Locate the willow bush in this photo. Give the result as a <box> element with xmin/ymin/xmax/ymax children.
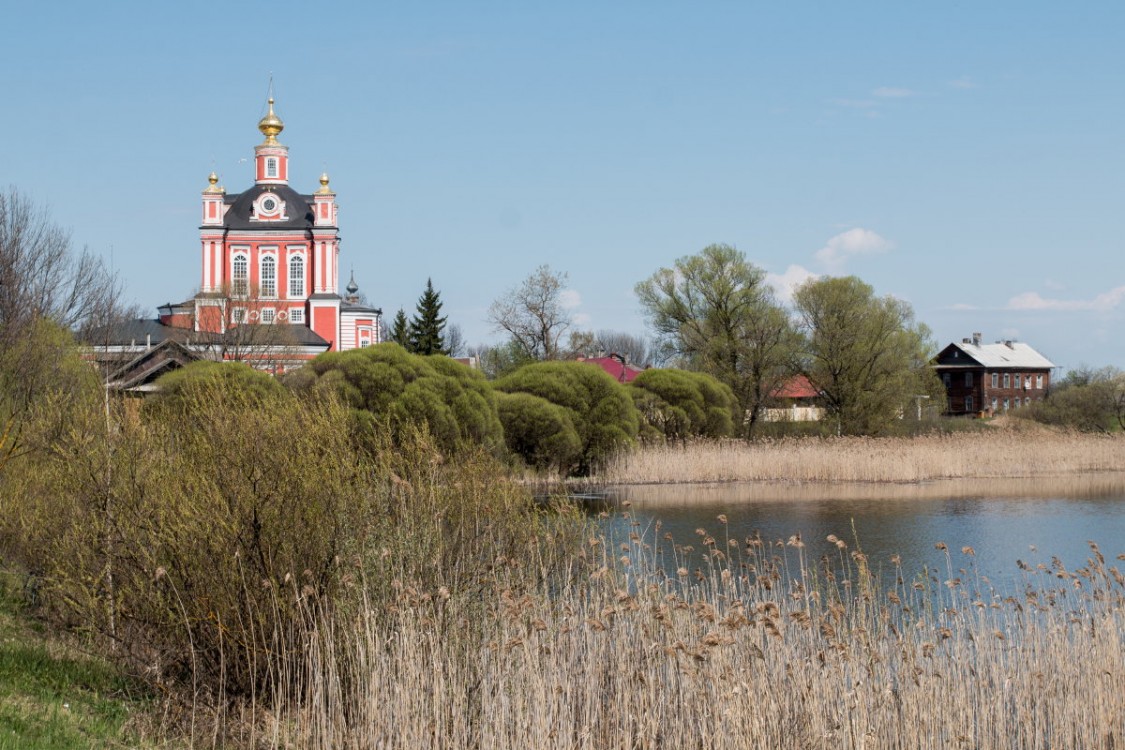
<box><xmin>0</xmin><ymin>362</ymin><xmax>583</xmax><ymax>700</ymax></box>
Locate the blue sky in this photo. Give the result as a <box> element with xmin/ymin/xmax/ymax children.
<box><xmin>3</xmin><ymin>2</ymin><xmax>1123</xmax><ymax>369</ymax></box>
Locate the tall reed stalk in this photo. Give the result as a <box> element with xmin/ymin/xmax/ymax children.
<box><xmin>256</xmin><ymin>518</ymin><xmax>1125</xmax><ymax>749</ymax></box>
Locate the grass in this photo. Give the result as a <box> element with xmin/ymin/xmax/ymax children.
<box><xmin>596</xmin><ymin>426</ymin><xmax>1125</xmax><ymax>485</ymax></box>
<box><xmin>0</xmin><ymin>569</ymin><xmax>169</xmax><ymax>750</ymax></box>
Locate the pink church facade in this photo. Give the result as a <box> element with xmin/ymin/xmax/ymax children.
<box><xmin>89</xmin><ymin>97</ymin><xmax>382</xmax><ymax>385</ymax></box>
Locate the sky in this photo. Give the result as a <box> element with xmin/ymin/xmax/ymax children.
<box><xmin>2</xmin><ymin>2</ymin><xmax>1123</xmax><ymax>370</ymax></box>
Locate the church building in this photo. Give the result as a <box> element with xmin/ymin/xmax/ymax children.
<box><xmin>88</xmin><ymin>97</ymin><xmax>382</xmax><ymax>388</ymax></box>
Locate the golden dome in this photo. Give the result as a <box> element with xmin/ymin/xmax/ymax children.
<box><xmin>258</xmin><ymin>97</ymin><xmax>285</xmax><ymax>144</ymax></box>
<box><xmin>204</xmin><ymin>171</ymin><xmax>225</xmax><ymax>194</ymax></box>
<box><xmin>316</xmin><ymin>172</ymin><xmax>333</xmax><ymax>194</ymax></box>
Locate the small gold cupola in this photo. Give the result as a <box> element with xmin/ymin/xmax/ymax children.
<box><xmin>316</xmin><ymin>172</ymin><xmax>334</xmax><ymax>194</ymax></box>
<box><xmin>203</xmin><ymin>171</ymin><xmax>225</xmax><ymax>194</ymax></box>
<box><xmin>258</xmin><ymin>97</ymin><xmax>285</xmax><ymax>144</ymax></box>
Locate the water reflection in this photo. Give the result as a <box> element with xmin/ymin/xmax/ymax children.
<box><xmin>593</xmin><ymin>474</ymin><xmax>1125</xmax><ymax>592</ymax></box>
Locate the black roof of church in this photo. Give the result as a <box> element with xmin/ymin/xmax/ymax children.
<box><xmin>84</xmin><ymin>318</ymin><xmax>330</xmax><ymax>348</ymax></box>
<box><xmin>219</xmin><ymin>185</ymin><xmax>318</xmax><ymax>230</ymax></box>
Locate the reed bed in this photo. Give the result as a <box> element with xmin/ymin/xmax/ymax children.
<box><xmin>252</xmin><ymin>523</ymin><xmax>1125</xmax><ymax>749</ymax></box>
<box><xmin>598</xmin><ymin>430</ymin><xmax>1125</xmax><ymax>485</ymax></box>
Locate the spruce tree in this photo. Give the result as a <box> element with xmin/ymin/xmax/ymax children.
<box><xmin>390</xmin><ymin>308</ymin><xmax>410</xmax><ymax>349</ymax></box>
<box><xmin>409</xmin><ymin>278</ymin><xmax>448</xmax><ymax>355</ymax></box>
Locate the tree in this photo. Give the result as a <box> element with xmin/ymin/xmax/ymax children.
<box><xmin>792</xmin><ymin>275</ymin><xmax>944</xmax><ymax>435</ymax></box>
<box><xmin>488</xmin><ymin>265</ymin><xmax>573</xmax><ymax>360</ymax></box>
<box><xmin>595</xmin><ymin>330</ymin><xmax>655</xmax><ymax>367</ymax></box>
<box><xmin>445</xmin><ymin>323</ymin><xmax>466</xmax><ymax>358</ymax></box>
<box><xmin>494</xmin><ymin>361</ymin><xmax>638</xmax><ymax>475</ymax></box>
<box><xmin>390</xmin><ymin>308</ymin><xmax>410</xmax><ymax>348</ymax></box>
<box><xmin>629</xmin><ymin>368</ymin><xmax>739</xmax><ymax>442</ymax></box>
<box><xmin>494</xmin><ymin>391</ymin><xmax>583</xmax><ymax>474</ymax></box>
<box><xmin>186</xmin><ymin>281</ymin><xmax>303</xmax><ymax>369</ymax></box>
<box><xmin>284</xmin><ymin>343</ymin><xmax>504</xmax><ymax>457</ymax></box>
<box><xmin>1027</xmin><ymin>365</ymin><xmax>1125</xmax><ymax>432</ymax></box>
<box><xmin>635</xmin><ymin>244</ymin><xmax>798</xmax><ymax>435</ymax></box>
<box><xmin>470</xmin><ymin>340</ymin><xmax>537</xmax><ymax>380</ymax></box>
<box><xmin>0</xmin><ymin>188</ymin><xmax>124</xmax><ymax>470</ymax></box>
<box><xmin>409</xmin><ymin>278</ymin><xmax>448</xmax><ymax>355</ymax></box>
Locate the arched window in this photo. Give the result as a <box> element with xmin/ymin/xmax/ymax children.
<box><xmin>232</xmin><ymin>253</ymin><xmax>248</xmax><ymax>296</ymax></box>
<box><xmin>261</xmin><ymin>255</ymin><xmax>277</xmax><ymax>298</ymax></box>
<box><xmin>289</xmin><ymin>254</ymin><xmax>305</xmax><ymax>298</ymax></box>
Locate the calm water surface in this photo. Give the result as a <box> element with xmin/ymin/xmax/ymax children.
<box><xmin>594</xmin><ymin>475</ymin><xmax>1125</xmax><ymax>591</ymax></box>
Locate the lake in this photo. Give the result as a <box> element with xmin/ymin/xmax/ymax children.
<box><xmin>594</xmin><ymin>474</ymin><xmax>1125</xmax><ymax>593</ymax></box>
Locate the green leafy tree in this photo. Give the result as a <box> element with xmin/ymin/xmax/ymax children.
<box><xmin>793</xmin><ymin>275</ymin><xmax>944</xmax><ymax>435</ymax></box>
<box><xmin>629</xmin><ymin>368</ymin><xmax>739</xmax><ymax>442</ymax></box>
<box><xmin>635</xmin><ymin>244</ymin><xmax>798</xmax><ymax>435</ymax></box>
<box><xmin>495</xmin><ymin>361</ymin><xmax>638</xmax><ymax>474</ymax></box>
<box><xmin>285</xmin><ymin>343</ymin><xmax>503</xmax><ymax>456</ymax></box>
<box><xmin>409</xmin><ymin>278</ymin><xmax>448</xmax><ymax>355</ymax></box>
<box><xmin>390</xmin><ymin>308</ymin><xmax>410</xmax><ymax>348</ymax></box>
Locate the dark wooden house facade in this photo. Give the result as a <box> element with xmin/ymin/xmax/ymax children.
<box><xmin>932</xmin><ymin>333</ymin><xmax>1055</xmax><ymax>416</ymax></box>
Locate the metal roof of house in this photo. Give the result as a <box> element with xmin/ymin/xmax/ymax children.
<box><xmin>937</xmin><ymin>340</ymin><xmax>1055</xmax><ymax>369</ymax></box>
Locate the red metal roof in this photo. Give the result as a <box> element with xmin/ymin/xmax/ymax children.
<box><xmin>577</xmin><ymin>355</ymin><xmax>645</xmax><ymax>383</ymax></box>
<box><xmin>771</xmin><ymin>374</ymin><xmax>820</xmax><ymax>399</ymax></box>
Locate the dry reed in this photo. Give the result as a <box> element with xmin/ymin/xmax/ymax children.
<box><xmin>597</xmin><ymin>430</ymin><xmax>1125</xmax><ymax>485</ymax></box>
<box><xmin>252</xmin><ymin>523</ymin><xmax>1125</xmax><ymax>749</ymax></box>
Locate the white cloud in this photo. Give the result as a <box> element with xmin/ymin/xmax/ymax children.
<box><xmin>558</xmin><ymin>289</ymin><xmax>582</xmax><ymax>309</ymax></box>
<box><xmin>815</xmin><ymin>228</ymin><xmax>893</xmax><ymax>271</ymax></box>
<box><xmin>872</xmin><ymin>87</ymin><xmax>914</xmax><ymax>98</ymax></box>
<box><xmin>767</xmin><ymin>264</ymin><xmax>818</xmax><ymax>305</ymax></box>
<box><xmin>572</xmin><ymin>312</ymin><xmax>592</xmax><ymax>326</ymax></box>
<box><xmin>1006</xmin><ymin>285</ymin><xmax>1125</xmax><ymax>312</ymax></box>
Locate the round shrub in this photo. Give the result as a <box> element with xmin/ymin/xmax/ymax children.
<box><xmin>494</xmin><ymin>361</ymin><xmax>638</xmax><ymax>474</ymax></box>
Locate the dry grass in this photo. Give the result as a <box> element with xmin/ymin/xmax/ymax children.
<box><xmin>597</xmin><ymin>429</ymin><xmax>1125</xmax><ymax>485</ymax></box>
<box><xmin>247</xmin><ymin>526</ymin><xmax>1125</xmax><ymax>749</ymax></box>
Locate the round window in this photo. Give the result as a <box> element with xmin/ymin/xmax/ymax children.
<box><xmin>261</xmin><ymin>196</ymin><xmax>278</xmax><ymax>213</ymax></box>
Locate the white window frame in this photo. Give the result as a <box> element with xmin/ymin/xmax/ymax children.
<box><xmin>991</xmin><ymin>372</ymin><xmax>998</xmax><ymax>388</ymax></box>
<box><xmin>288</xmin><ymin>252</ymin><xmax>306</xmax><ymax>298</ymax></box>
<box><xmin>289</xmin><ymin>308</ymin><xmax>304</xmax><ymax>324</ymax></box>
<box><xmin>260</xmin><ymin>254</ymin><xmax>277</xmax><ymax>298</ymax></box>
<box><xmin>266</xmin><ymin>157</ymin><xmax>278</xmax><ymax>178</ymax></box>
<box><xmin>231</xmin><ymin>252</ymin><xmax>249</xmax><ymax>297</ymax></box>
<box><xmin>1036</xmin><ymin>374</ymin><xmax>1043</xmax><ymax>389</ymax></box>
<box><xmin>1003</xmin><ymin>373</ymin><xmax>1010</xmax><ymax>388</ymax></box>
<box><xmin>231</xmin><ymin>307</ymin><xmax>247</xmax><ymax>325</ymax></box>
<box><xmin>260</xmin><ymin>307</ymin><xmax>276</xmax><ymax>325</ymax></box>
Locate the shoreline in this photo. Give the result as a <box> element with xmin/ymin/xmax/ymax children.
<box><xmin>592</xmin><ymin>429</ymin><xmax>1125</xmax><ymax>487</ymax></box>
<box><xmin>591</xmin><ymin>472</ymin><xmax>1125</xmax><ymax>506</ymax></box>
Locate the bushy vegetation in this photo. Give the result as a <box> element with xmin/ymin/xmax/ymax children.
<box><xmin>0</xmin><ymin>349</ymin><xmax>583</xmax><ymax>712</ymax></box>
<box><xmin>628</xmin><ymin>367</ymin><xmax>739</xmax><ymax>441</ymax></box>
<box><xmin>1023</xmin><ymin>365</ymin><xmax>1125</xmax><ymax>432</ymax></box>
<box><xmin>494</xmin><ymin>390</ymin><xmax>583</xmax><ymax>473</ymax></box>
<box><xmin>283</xmin><ymin>343</ymin><xmax>505</xmax><ymax>456</ymax></box>
<box><xmin>495</xmin><ymin>361</ymin><xmax>638</xmax><ymax>474</ymax></box>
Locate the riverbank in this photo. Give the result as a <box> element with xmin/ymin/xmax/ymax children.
<box><xmin>595</xmin><ymin>423</ymin><xmax>1125</xmax><ymax>485</ymax></box>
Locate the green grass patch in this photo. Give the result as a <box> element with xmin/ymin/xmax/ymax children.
<box><xmin>0</xmin><ymin>569</ymin><xmax>165</xmax><ymax>750</ymax></box>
